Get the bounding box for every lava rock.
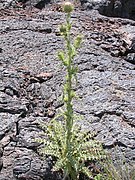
[0,146,3,172]
[81,0,135,21]
[0,3,135,180]
[126,53,135,64]
[129,37,135,53]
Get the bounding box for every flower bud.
[60,25,66,33]
[63,2,74,13]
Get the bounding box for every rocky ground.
[0,0,135,179]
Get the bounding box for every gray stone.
[126,53,135,64]
[0,146,3,172]
[81,0,135,21]
[0,2,135,179]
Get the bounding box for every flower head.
[63,1,74,13]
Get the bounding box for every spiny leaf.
[74,35,82,49]
[81,166,93,178]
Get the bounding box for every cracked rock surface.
[81,0,135,21]
[0,1,135,179]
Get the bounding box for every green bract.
[60,24,67,34]
[63,2,74,13]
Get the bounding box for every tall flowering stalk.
[59,1,80,168]
[37,2,106,180]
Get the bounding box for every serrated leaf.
[74,35,82,49]
[81,167,93,178]
[58,51,65,61]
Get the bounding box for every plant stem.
[65,12,74,177]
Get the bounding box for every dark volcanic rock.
[81,0,135,21]
[0,0,56,10]
[126,53,135,64]
[0,2,135,180]
[0,145,3,172]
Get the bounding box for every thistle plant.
[37,2,106,179]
